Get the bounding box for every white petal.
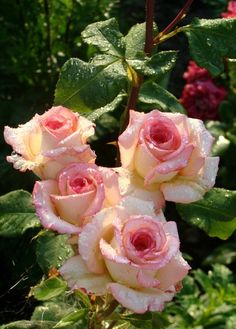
[79,208,114,273]
[161,179,205,203]
[156,253,191,291]
[188,118,214,156]
[198,156,219,189]
[116,196,163,221]
[50,191,95,225]
[33,181,81,234]
[118,110,144,169]
[108,283,175,313]
[60,255,111,295]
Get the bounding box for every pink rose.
[60,197,190,313]
[118,110,219,203]
[33,163,120,234]
[116,167,165,211]
[4,106,95,179]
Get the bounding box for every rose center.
[150,125,171,145]
[44,115,66,131]
[69,176,93,194]
[131,232,154,251]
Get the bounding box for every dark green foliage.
[177,188,236,240]
[184,18,236,76]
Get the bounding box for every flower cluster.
[4,105,219,313]
[180,61,227,120]
[221,1,236,18]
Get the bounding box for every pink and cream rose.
[33,163,120,234]
[4,106,95,179]
[118,110,219,203]
[60,197,190,313]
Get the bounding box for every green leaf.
[226,315,236,328]
[53,309,88,328]
[203,242,236,266]
[32,301,77,322]
[183,18,236,76]
[87,92,125,122]
[1,320,56,328]
[121,313,153,329]
[32,277,67,301]
[74,290,92,308]
[125,23,146,59]
[139,81,186,113]
[81,18,125,57]
[152,313,170,329]
[36,231,74,274]
[54,57,127,113]
[177,188,236,240]
[0,190,40,237]
[194,269,213,293]
[127,51,178,79]
[228,59,236,92]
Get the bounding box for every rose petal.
[59,255,111,295]
[6,153,39,173]
[100,238,130,264]
[145,144,194,184]
[134,143,160,178]
[116,196,162,222]
[79,208,114,273]
[118,110,144,169]
[99,167,121,206]
[50,190,95,225]
[116,167,165,211]
[188,118,214,156]
[108,283,175,313]
[4,115,41,158]
[137,270,160,288]
[161,179,205,203]
[198,156,219,189]
[156,253,191,291]
[104,258,141,288]
[180,148,205,177]
[41,146,96,179]
[33,181,81,234]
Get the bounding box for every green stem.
[116,0,155,166]
[89,299,119,328]
[153,0,194,45]
[157,26,188,44]
[120,0,155,129]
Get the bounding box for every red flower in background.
[183,60,211,83]
[221,1,236,18]
[180,61,227,121]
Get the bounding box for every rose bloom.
[4,106,95,179]
[221,1,236,18]
[116,167,165,211]
[180,79,227,121]
[33,163,120,234]
[118,110,219,203]
[60,197,190,313]
[183,60,211,83]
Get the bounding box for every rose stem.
[116,0,155,166]
[125,0,155,112]
[153,0,194,44]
